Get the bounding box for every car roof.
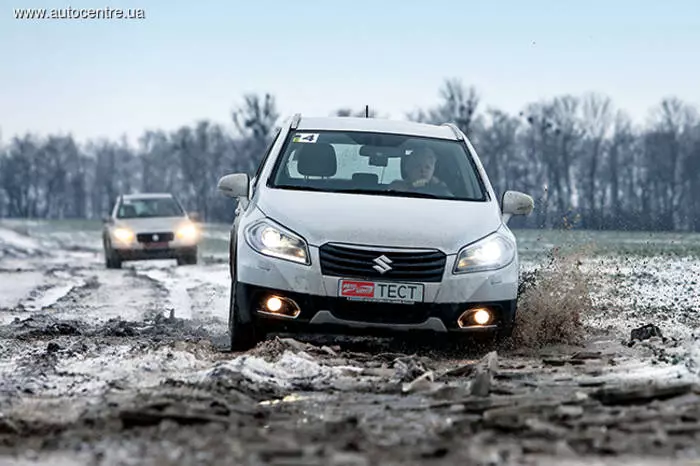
[294,116,461,140]
[122,193,174,200]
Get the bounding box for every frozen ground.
[0,220,699,465]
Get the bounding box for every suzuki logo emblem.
[372,255,393,274]
[153,234,159,241]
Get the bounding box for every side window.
[251,127,282,195]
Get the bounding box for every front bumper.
[236,241,520,304]
[234,229,520,334]
[110,230,200,259]
[115,245,197,261]
[236,282,516,335]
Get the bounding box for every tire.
[177,250,198,266]
[228,245,262,351]
[496,324,514,342]
[228,282,261,351]
[104,242,122,269]
[452,326,512,352]
[492,328,513,350]
[495,304,518,347]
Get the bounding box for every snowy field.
[0,219,699,465]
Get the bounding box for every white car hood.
[255,189,503,254]
[114,216,190,234]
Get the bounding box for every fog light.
[258,295,301,319]
[473,309,491,325]
[266,296,283,312]
[457,307,493,328]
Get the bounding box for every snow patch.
[0,271,46,310]
[683,339,700,376]
[0,226,44,259]
[50,345,209,395]
[594,358,694,385]
[198,350,363,389]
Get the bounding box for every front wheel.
[177,252,197,266]
[474,324,515,350]
[104,243,122,269]
[228,282,262,351]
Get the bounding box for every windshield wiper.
[272,185,327,192]
[273,185,484,201]
[331,188,445,199]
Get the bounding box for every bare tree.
[606,111,634,225]
[231,93,279,173]
[1,88,700,232]
[645,98,698,229]
[407,78,480,134]
[579,93,614,228]
[335,107,379,118]
[478,109,521,197]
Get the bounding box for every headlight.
[244,219,310,265]
[112,227,134,243]
[453,232,515,274]
[176,223,199,242]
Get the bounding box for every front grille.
[137,232,174,243]
[319,243,446,282]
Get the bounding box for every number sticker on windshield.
[293,133,319,143]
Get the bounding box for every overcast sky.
[2,0,699,143]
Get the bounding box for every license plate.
[338,279,424,303]
[144,242,169,249]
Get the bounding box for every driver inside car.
[388,146,452,195]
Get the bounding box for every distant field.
[0,219,233,258]
[514,228,700,259]
[1,218,699,260]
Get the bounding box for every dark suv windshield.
[268,130,487,201]
[116,197,184,218]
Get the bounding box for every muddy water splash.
[512,246,595,349]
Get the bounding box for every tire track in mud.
[0,247,230,410]
[1,263,164,326]
[129,261,231,334]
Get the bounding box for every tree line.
[1,79,699,231]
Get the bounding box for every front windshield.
[269,130,487,201]
[116,197,184,219]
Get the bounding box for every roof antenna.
[365,105,369,118]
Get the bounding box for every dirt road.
[0,224,699,465]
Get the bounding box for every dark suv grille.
[136,232,174,243]
[319,243,446,282]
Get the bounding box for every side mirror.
[102,216,112,224]
[188,212,201,222]
[501,190,534,224]
[218,173,249,198]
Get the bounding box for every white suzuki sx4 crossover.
[218,115,534,350]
